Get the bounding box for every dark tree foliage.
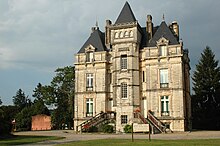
[0,96,2,105]
[12,89,31,110]
[15,106,33,131]
[33,66,75,129]
[0,105,18,135]
[49,66,75,129]
[32,83,50,116]
[192,46,220,130]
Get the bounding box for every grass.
[58,139,220,146]
[0,135,64,146]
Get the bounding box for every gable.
[148,21,179,47]
[78,28,106,53]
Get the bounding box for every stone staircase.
[76,111,116,132]
[134,110,172,133]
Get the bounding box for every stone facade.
[74,2,191,132]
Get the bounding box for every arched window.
[124,31,129,37]
[120,31,124,38]
[115,32,119,38]
[130,30,133,37]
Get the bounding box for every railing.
[134,110,167,133]
[77,111,116,132]
[160,83,169,88]
[147,110,166,133]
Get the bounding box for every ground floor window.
[161,96,169,116]
[121,115,128,124]
[86,98,93,117]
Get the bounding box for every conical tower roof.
[115,2,136,24]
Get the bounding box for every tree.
[15,106,33,131]
[0,96,2,105]
[13,89,31,110]
[192,46,220,129]
[32,66,75,129]
[0,105,18,135]
[49,66,75,129]
[32,83,50,116]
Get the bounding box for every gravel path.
[13,130,220,146]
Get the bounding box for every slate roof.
[78,28,106,53]
[147,21,179,47]
[115,1,136,24]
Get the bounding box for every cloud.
[1,0,220,105]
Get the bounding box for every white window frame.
[86,73,93,91]
[86,52,94,62]
[161,96,169,116]
[86,98,93,117]
[121,115,128,124]
[160,69,168,88]
[159,45,167,56]
[121,55,127,69]
[121,82,127,99]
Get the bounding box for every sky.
[0,0,220,105]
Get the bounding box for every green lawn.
[58,139,220,146]
[0,135,63,146]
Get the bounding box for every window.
[119,31,123,38]
[86,73,93,91]
[109,73,112,84]
[161,96,169,116]
[115,32,119,38]
[124,31,129,37]
[86,52,93,62]
[121,115,128,124]
[121,55,127,69]
[142,71,145,82]
[121,83,127,99]
[130,30,133,37]
[86,98,93,117]
[159,45,167,56]
[160,69,168,88]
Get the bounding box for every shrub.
[124,124,132,133]
[102,124,114,133]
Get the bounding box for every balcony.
[161,111,169,116]
[86,112,93,117]
[86,86,93,91]
[160,83,169,88]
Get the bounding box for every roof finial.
[95,20,98,28]
[95,16,99,30]
[162,13,165,21]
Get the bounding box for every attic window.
[159,45,167,56]
[86,51,94,62]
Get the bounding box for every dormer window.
[159,45,167,56]
[85,45,95,62]
[86,51,94,62]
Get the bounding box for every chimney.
[105,20,112,48]
[146,15,153,41]
[171,21,179,40]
